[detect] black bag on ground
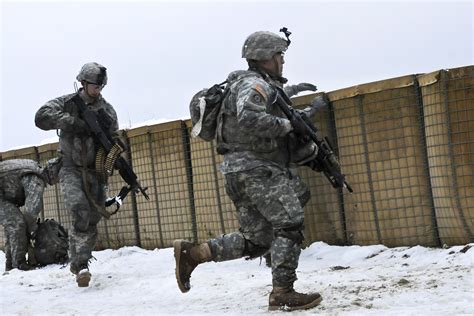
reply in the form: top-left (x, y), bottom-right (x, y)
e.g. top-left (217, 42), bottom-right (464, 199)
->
top-left (32, 219), bottom-right (69, 266)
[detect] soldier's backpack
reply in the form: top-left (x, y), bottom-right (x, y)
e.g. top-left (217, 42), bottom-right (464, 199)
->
top-left (190, 71), bottom-right (254, 141)
top-left (189, 81), bottom-right (228, 141)
top-left (32, 219), bottom-right (69, 266)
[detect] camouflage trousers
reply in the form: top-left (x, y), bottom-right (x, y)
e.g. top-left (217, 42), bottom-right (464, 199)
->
top-left (208, 165), bottom-right (308, 287)
top-left (0, 198), bottom-right (28, 269)
top-left (59, 167), bottom-right (104, 271)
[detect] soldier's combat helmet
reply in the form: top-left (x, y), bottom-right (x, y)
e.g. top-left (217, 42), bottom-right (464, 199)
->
top-left (76, 62), bottom-right (108, 86)
top-left (241, 31), bottom-right (289, 61)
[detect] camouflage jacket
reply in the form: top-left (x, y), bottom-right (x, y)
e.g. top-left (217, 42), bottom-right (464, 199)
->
top-left (35, 90), bottom-right (118, 168)
top-left (0, 159), bottom-right (46, 212)
top-left (217, 70), bottom-right (294, 174)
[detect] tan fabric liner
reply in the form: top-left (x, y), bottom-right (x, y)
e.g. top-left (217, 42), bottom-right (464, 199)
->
top-left (126, 120), bottom-right (183, 137)
top-left (326, 75), bottom-right (415, 102)
top-left (417, 70), bottom-right (441, 87)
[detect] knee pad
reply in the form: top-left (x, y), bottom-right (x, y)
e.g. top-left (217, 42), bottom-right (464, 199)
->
top-left (274, 225), bottom-right (305, 245)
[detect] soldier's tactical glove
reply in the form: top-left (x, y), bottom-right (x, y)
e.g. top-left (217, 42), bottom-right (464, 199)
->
top-left (295, 82), bottom-right (317, 93)
top-left (284, 83), bottom-right (317, 97)
top-left (310, 94), bottom-right (329, 111)
top-left (59, 116), bottom-right (88, 133)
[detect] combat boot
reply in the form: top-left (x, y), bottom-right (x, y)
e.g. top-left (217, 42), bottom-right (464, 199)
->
top-left (70, 263), bottom-right (91, 287)
top-left (76, 269), bottom-right (92, 287)
top-left (173, 239), bottom-right (212, 293)
top-left (268, 286), bottom-right (322, 311)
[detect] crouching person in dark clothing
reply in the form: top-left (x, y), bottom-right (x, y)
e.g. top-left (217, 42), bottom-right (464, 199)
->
top-left (0, 158), bottom-right (60, 271)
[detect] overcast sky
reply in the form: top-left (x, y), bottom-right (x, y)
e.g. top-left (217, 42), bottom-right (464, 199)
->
top-left (1, 0), bottom-right (472, 152)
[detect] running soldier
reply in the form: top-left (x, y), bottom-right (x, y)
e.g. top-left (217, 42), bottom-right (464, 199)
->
top-left (174, 30), bottom-right (327, 311)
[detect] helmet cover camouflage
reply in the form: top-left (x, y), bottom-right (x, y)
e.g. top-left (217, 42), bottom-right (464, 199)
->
top-left (76, 62), bottom-right (108, 86)
top-left (241, 31), bottom-right (288, 61)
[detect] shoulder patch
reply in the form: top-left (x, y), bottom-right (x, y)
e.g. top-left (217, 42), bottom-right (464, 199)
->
top-left (254, 84), bottom-right (268, 102)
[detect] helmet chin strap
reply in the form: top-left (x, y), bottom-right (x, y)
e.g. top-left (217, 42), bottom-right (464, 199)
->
top-left (272, 57), bottom-right (280, 76)
top-left (249, 61), bottom-right (288, 84)
top-left (270, 56), bottom-right (287, 84)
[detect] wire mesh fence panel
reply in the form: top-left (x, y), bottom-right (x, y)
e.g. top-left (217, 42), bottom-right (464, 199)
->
top-left (361, 84), bottom-right (436, 246)
top-left (188, 126), bottom-right (227, 242)
top-left (1, 147), bottom-right (38, 161)
top-left (130, 122), bottom-right (195, 249)
top-left (186, 117), bottom-right (239, 243)
top-left (333, 95), bottom-right (379, 245)
top-left (419, 66), bottom-right (474, 245)
top-left (292, 94), bottom-right (346, 245)
top-left (120, 131), bottom-right (160, 249)
top-left (332, 76), bottom-right (438, 246)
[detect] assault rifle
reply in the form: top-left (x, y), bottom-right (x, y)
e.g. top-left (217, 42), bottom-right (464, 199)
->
top-left (274, 87), bottom-right (353, 193)
top-left (71, 94), bottom-right (150, 210)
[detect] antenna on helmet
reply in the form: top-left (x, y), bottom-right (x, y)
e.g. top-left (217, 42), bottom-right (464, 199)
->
top-left (279, 27), bottom-right (292, 46)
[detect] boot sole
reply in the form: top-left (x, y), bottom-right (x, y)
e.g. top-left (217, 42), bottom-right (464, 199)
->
top-left (173, 239), bottom-right (190, 293)
top-left (268, 295), bottom-right (322, 311)
top-left (76, 271), bottom-right (91, 287)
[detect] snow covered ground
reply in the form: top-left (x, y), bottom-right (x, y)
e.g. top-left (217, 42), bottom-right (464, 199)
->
top-left (0, 242), bottom-right (472, 315)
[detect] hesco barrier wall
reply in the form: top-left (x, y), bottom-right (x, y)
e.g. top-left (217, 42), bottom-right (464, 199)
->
top-left (0, 65), bottom-right (472, 250)
top-left (418, 67), bottom-right (474, 245)
top-left (329, 75), bottom-right (438, 247)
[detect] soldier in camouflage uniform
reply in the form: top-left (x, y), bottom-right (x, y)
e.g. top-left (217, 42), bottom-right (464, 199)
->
top-left (35, 62), bottom-right (119, 287)
top-left (0, 158), bottom-right (60, 271)
top-left (174, 31), bottom-right (327, 311)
